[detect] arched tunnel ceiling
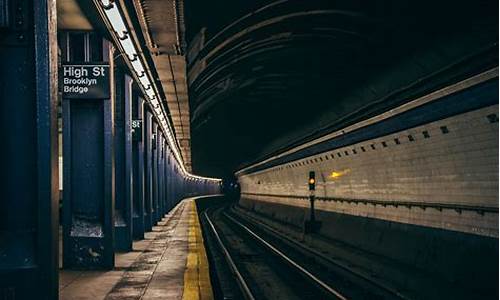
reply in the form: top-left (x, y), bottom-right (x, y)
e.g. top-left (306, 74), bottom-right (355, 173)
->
top-left (185, 0), bottom-right (498, 179)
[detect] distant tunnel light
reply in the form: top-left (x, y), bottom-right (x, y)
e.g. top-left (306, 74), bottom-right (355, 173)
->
top-left (101, 1), bottom-right (128, 39)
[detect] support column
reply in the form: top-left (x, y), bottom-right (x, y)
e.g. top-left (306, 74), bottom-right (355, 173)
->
top-left (0, 1), bottom-right (59, 298)
top-left (144, 109), bottom-right (153, 231)
top-left (114, 70), bottom-right (133, 251)
top-left (152, 121), bottom-right (160, 223)
top-left (166, 148), bottom-right (173, 211)
top-left (157, 134), bottom-right (163, 217)
top-left (173, 166), bottom-right (180, 203)
top-left (62, 33), bottom-right (115, 269)
top-left (159, 134), bottom-right (166, 216)
top-left (132, 94), bottom-right (145, 239)
top-left (165, 143), bottom-right (172, 213)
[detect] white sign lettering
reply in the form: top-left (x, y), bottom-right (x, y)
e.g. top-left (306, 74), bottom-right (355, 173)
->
top-left (62, 64), bottom-right (110, 99)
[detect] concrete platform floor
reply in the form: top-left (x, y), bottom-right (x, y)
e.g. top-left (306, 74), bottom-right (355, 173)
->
top-left (58, 199), bottom-right (213, 300)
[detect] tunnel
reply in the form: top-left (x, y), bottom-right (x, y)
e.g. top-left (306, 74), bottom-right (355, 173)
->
top-left (0, 0), bottom-right (498, 299)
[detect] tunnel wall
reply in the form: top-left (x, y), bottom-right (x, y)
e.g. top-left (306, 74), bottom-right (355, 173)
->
top-left (237, 76), bottom-right (498, 238)
top-left (236, 74), bottom-right (499, 288)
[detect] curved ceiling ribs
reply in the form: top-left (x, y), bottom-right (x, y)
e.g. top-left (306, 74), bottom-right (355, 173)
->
top-left (187, 0), bottom-right (498, 178)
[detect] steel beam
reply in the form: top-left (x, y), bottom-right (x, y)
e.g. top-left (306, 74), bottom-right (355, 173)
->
top-left (0, 0), bottom-right (59, 298)
top-left (144, 109), bottom-right (154, 231)
top-left (152, 121), bottom-right (160, 223)
top-left (113, 70), bottom-right (133, 251)
top-left (62, 35), bottom-right (115, 270)
top-left (132, 93), bottom-right (145, 239)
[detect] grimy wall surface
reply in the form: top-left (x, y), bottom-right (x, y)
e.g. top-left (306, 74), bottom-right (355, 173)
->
top-left (237, 70), bottom-right (498, 238)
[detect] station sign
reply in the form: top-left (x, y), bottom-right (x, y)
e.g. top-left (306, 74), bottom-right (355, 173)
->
top-left (62, 63), bottom-right (110, 99)
top-left (132, 119), bottom-right (142, 141)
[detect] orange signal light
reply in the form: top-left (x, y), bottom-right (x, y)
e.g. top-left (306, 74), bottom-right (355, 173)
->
top-left (308, 171), bottom-right (316, 190)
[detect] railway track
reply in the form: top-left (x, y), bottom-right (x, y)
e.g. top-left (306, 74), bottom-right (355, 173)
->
top-left (200, 203), bottom-right (405, 300)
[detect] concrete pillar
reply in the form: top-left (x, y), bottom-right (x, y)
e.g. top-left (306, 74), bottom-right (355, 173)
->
top-left (62, 33), bottom-right (115, 269)
top-left (113, 70), bottom-right (133, 251)
top-left (0, 0), bottom-right (59, 298)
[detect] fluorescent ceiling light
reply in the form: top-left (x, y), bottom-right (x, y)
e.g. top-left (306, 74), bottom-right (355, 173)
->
top-left (98, 0), bottom-right (221, 182)
top-left (146, 89), bottom-right (156, 99)
top-left (139, 75), bottom-right (150, 88)
top-left (119, 36), bottom-right (137, 61)
top-left (130, 59), bottom-right (145, 77)
top-left (102, 2), bottom-right (127, 39)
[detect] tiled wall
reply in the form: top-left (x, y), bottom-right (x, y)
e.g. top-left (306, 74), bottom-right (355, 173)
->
top-left (239, 104), bottom-right (499, 237)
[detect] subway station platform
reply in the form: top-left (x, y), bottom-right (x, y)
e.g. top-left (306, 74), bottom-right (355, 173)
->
top-left (59, 198), bottom-right (213, 300)
top-left (0, 1), bottom-right (497, 299)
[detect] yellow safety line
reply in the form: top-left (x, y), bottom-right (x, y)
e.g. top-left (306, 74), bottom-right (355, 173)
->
top-left (183, 200), bottom-right (214, 300)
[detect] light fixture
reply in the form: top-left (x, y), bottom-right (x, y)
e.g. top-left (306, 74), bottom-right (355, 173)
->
top-left (130, 59), bottom-right (145, 77)
top-left (101, 1), bottom-right (127, 39)
top-left (97, 0), bottom-right (221, 183)
top-left (146, 89), bottom-right (156, 99)
top-left (138, 75), bottom-right (150, 88)
top-left (118, 36), bottom-right (137, 61)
